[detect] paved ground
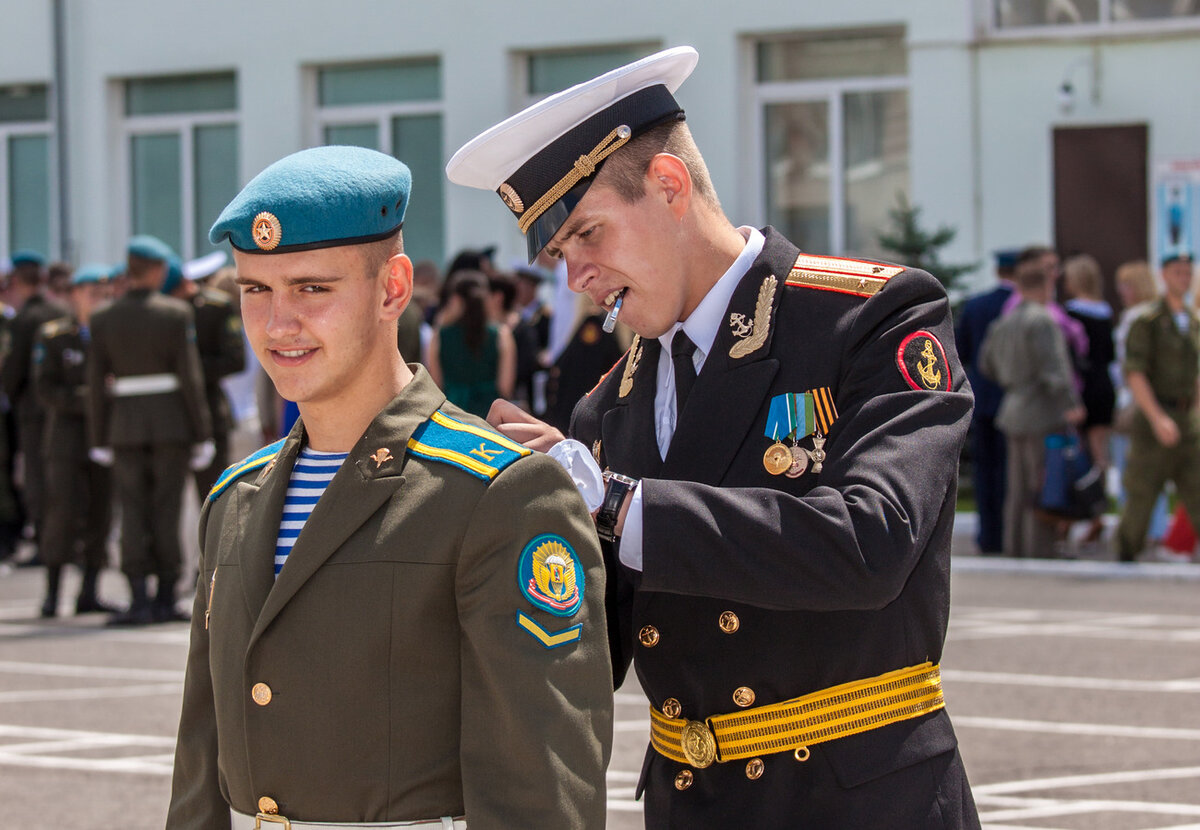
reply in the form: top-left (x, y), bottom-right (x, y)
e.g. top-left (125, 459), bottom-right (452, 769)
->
top-left (1, 520), bottom-right (1198, 829)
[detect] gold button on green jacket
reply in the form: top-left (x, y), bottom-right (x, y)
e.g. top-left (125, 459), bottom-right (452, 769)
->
top-left (167, 369), bottom-right (613, 829)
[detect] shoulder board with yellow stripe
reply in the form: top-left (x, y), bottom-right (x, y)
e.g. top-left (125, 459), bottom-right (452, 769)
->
top-left (41, 318), bottom-right (74, 338)
top-left (207, 439), bottom-right (286, 503)
top-left (407, 409), bottom-right (531, 482)
top-left (786, 254), bottom-right (905, 298)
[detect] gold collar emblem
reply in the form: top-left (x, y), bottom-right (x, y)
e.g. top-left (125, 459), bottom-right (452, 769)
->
top-left (370, 448), bottom-right (394, 468)
top-left (619, 336), bottom-right (643, 398)
top-left (729, 275), bottom-right (777, 359)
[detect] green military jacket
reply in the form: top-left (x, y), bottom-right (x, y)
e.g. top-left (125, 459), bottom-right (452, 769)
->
top-left (191, 287), bottom-right (245, 435)
top-left (0, 293), bottom-right (69, 422)
top-left (167, 369), bottom-right (612, 829)
top-left (87, 288), bottom-right (211, 448)
top-left (1123, 297), bottom-right (1200, 411)
top-left (32, 316), bottom-right (91, 459)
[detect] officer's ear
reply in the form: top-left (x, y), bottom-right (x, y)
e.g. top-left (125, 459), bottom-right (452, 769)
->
top-left (645, 153), bottom-right (691, 220)
top-left (380, 253), bottom-right (413, 321)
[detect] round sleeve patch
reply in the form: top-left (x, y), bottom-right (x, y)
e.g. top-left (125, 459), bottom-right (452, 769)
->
top-left (518, 534), bottom-right (584, 617)
top-left (896, 331), bottom-right (951, 392)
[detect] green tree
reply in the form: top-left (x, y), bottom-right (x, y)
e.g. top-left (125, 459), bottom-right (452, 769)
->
top-left (877, 193), bottom-right (976, 291)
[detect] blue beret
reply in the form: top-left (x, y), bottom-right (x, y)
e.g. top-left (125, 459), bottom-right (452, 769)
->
top-left (10, 250), bottom-right (46, 268)
top-left (1162, 251), bottom-right (1193, 268)
top-left (128, 235), bottom-right (176, 263)
top-left (210, 146), bottom-right (411, 254)
top-left (994, 249), bottom-right (1020, 270)
top-left (162, 256), bottom-right (184, 294)
top-left (71, 264), bottom-right (112, 286)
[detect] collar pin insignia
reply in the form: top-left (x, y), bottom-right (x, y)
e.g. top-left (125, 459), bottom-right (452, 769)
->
top-left (729, 275), bottom-right (777, 359)
top-left (370, 448), bottom-right (394, 468)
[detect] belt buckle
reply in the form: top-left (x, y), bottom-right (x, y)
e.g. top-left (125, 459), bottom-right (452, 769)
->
top-left (681, 719), bottom-right (718, 768)
top-left (255, 814), bottom-right (291, 830)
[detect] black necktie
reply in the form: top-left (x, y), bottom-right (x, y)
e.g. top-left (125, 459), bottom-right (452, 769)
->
top-left (672, 329), bottom-right (698, 418)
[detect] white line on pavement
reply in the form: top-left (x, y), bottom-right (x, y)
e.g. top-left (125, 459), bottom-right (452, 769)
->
top-left (0, 682), bottom-right (182, 704)
top-left (0, 724), bottom-right (175, 745)
top-left (0, 660), bottom-right (181, 681)
top-left (973, 765), bottom-right (1200, 795)
top-left (942, 668), bottom-right (1200, 693)
top-left (980, 798), bottom-right (1200, 822)
top-left (956, 715), bottom-right (1200, 741)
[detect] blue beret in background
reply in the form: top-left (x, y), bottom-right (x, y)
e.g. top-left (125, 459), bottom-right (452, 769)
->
top-left (210, 145), bottom-right (411, 254)
top-left (10, 250), bottom-right (46, 267)
top-left (71, 264), bottom-right (113, 286)
top-left (162, 256), bottom-right (184, 294)
top-left (993, 249), bottom-right (1020, 271)
top-left (127, 235), bottom-right (176, 263)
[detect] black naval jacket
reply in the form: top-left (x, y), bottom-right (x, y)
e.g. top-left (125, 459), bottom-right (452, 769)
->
top-left (570, 228), bottom-right (980, 829)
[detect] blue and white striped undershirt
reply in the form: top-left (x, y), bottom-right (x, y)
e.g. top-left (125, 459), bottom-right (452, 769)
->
top-left (275, 447), bottom-right (348, 577)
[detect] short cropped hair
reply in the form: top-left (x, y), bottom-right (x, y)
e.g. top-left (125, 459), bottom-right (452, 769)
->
top-left (595, 120), bottom-right (719, 209)
top-left (1063, 254), bottom-right (1102, 299)
top-left (1014, 259), bottom-right (1049, 292)
top-left (1018, 245), bottom-right (1056, 266)
top-left (1115, 260), bottom-right (1157, 306)
top-left (362, 230), bottom-right (405, 276)
top-left (126, 253), bottom-right (164, 281)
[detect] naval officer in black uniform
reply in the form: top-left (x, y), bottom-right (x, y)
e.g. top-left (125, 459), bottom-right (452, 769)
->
top-left (448, 47), bottom-right (980, 828)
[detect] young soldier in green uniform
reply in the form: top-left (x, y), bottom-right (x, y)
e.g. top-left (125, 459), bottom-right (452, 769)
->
top-left (1116, 252), bottom-right (1200, 561)
top-left (449, 47), bottom-right (979, 828)
top-left (167, 146), bottom-right (611, 829)
top-left (32, 264), bottom-right (117, 617)
top-left (87, 236), bottom-right (213, 625)
top-left (0, 250), bottom-right (68, 560)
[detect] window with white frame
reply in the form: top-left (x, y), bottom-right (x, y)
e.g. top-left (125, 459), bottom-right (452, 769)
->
top-left (991, 0), bottom-right (1199, 31)
top-left (122, 72), bottom-right (239, 258)
top-left (1, 84), bottom-right (53, 262)
top-left (751, 29), bottom-right (909, 260)
top-left (314, 59), bottom-right (444, 267)
top-left (516, 43), bottom-right (661, 107)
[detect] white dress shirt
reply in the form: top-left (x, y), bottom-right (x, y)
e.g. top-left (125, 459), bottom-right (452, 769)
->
top-left (605, 227), bottom-right (764, 571)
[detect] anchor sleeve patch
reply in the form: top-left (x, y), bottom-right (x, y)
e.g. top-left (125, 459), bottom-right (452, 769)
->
top-left (897, 331), bottom-right (951, 392)
top-left (517, 533), bottom-right (584, 617)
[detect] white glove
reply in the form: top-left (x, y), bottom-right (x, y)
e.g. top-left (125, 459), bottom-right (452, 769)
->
top-left (88, 447), bottom-right (114, 467)
top-left (190, 439), bottom-right (216, 471)
top-left (546, 439), bottom-right (605, 512)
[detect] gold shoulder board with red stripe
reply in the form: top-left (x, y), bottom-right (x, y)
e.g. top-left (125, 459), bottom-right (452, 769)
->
top-left (786, 254), bottom-right (904, 298)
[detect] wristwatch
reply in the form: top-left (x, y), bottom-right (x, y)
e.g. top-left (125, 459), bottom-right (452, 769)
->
top-left (596, 471), bottom-right (638, 542)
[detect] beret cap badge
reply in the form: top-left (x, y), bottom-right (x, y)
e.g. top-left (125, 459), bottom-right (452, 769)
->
top-left (252, 212), bottom-right (282, 251)
top-left (499, 183), bottom-right (524, 215)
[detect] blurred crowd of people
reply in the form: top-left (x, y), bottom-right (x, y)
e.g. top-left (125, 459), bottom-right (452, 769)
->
top-left (957, 245), bottom-right (1199, 562)
top-left (0, 240), bottom-right (633, 622)
top-left (256, 245), bottom-right (632, 441)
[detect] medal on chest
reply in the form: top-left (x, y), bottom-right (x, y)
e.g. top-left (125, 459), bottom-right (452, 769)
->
top-left (763, 388), bottom-right (837, 477)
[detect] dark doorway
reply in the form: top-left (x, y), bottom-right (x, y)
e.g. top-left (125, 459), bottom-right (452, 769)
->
top-left (1053, 124), bottom-right (1148, 311)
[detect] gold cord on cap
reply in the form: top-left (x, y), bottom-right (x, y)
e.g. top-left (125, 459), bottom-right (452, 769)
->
top-left (516, 125), bottom-right (632, 234)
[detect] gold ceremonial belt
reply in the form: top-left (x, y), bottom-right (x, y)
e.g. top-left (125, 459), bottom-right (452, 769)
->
top-left (650, 662), bottom-right (944, 768)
